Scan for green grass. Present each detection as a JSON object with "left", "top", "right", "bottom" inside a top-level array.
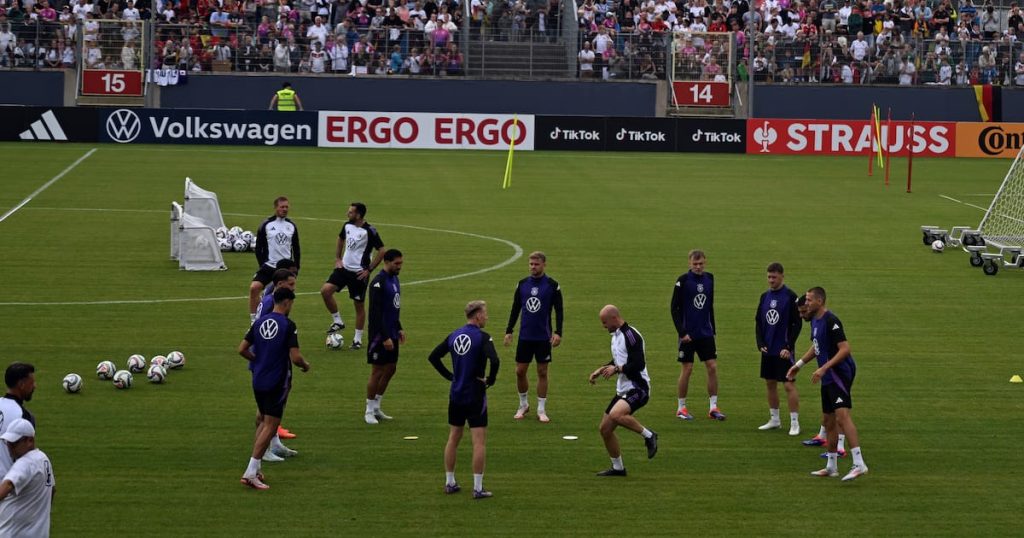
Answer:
[{"left": 1, "top": 143, "right": 1021, "bottom": 536}]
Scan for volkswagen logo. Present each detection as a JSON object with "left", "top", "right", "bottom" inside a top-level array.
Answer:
[
  {"left": 525, "top": 297, "right": 542, "bottom": 313},
  {"left": 766, "top": 309, "right": 780, "bottom": 325},
  {"left": 693, "top": 294, "right": 707, "bottom": 309},
  {"left": 106, "top": 109, "right": 141, "bottom": 143},
  {"left": 259, "top": 318, "right": 280, "bottom": 340},
  {"left": 393, "top": 293, "right": 401, "bottom": 309},
  {"left": 453, "top": 334, "right": 472, "bottom": 355}
]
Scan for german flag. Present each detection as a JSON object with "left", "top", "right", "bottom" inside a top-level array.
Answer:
[{"left": 973, "top": 84, "right": 1002, "bottom": 122}]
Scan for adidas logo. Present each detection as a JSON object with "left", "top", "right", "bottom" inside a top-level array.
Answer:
[
  {"left": 835, "top": 397, "right": 844, "bottom": 404},
  {"left": 19, "top": 110, "right": 68, "bottom": 141}
]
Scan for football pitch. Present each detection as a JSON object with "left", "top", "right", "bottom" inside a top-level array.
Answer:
[{"left": 1, "top": 143, "right": 1021, "bottom": 536}]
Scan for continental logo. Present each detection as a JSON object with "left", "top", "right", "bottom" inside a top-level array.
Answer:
[{"left": 956, "top": 122, "right": 1024, "bottom": 158}]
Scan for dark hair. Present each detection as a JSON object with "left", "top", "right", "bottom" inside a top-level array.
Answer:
[
  {"left": 275, "top": 258, "right": 298, "bottom": 270},
  {"left": 766, "top": 262, "right": 784, "bottom": 274},
  {"left": 282, "top": 82, "right": 292, "bottom": 88},
  {"left": 795, "top": 295, "right": 808, "bottom": 307},
  {"left": 5, "top": 362, "right": 34, "bottom": 389},
  {"left": 271, "top": 268, "right": 295, "bottom": 285},
  {"left": 274, "top": 196, "right": 289, "bottom": 207},
  {"left": 351, "top": 202, "right": 367, "bottom": 218},
  {"left": 807, "top": 286, "right": 827, "bottom": 302},
  {"left": 273, "top": 287, "right": 296, "bottom": 304},
  {"left": 383, "top": 248, "right": 403, "bottom": 261}
]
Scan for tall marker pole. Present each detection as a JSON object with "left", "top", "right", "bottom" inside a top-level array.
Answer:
[
  {"left": 868, "top": 105, "right": 875, "bottom": 177},
  {"left": 907, "top": 112, "right": 915, "bottom": 193},
  {"left": 884, "top": 107, "right": 892, "bottom": 186}
]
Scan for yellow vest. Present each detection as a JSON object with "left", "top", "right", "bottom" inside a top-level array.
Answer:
[{"left": 276, "top": 89, "right": 296, "bottom": 111}]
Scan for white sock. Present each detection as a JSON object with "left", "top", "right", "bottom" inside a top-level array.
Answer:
[
  {"left": 244, "top": 457, "right": 260, "bottom": 478},
  {"left": 790, "top": 412, "right": 799, "bottom": 423},
  {"left": 250, "top": 313, "right": 257, "bottom": 323},
  {"left": 473, "top": 473, "right": 483, "bottom": 491},
  {"left": 838, "top": 434, "right": 846, "bottom": 451},
  {"left": 518, "top": 391, "right": 528, "bottom": 408},
  {"left": 331, "top": 312, "right": 342, "bottom": 324},
  {"left": 678, "top": 398, "right": 686, "bottom": 409},
  {"left": 851, "top": 446, "right": 865, "bottom": 467},
  {"left": 640, "top": 428, "right": 653, "bottom": 439},
  {"left": 826, "top": 452, "right": 838, "bottom": 471},
  {"left": 365, "top": 399, "right": 375, "bottom": 414},
  {"left": 270, "top": 435, "right": 286, "bottom": 451},
  {"left": 537, "top": 397, "right": 547, "bottom": 413},
  {"left": 769, "top": 408, "right": 780, "bottom": 421},
  {"left": 355, "top": 329, "right": 363, "bottom": 342},
  {"left": 375, "top": 394, "right": 383, "bottom": 408},
  {"left": 818, "top": 425, "right": 827, "bottom": 438},
  {"left": 709, "top": 395, "right": 718, "bottom": 410},
  {"left": 611, "top": 456, "right": 624, "bottom": 471},
  {"left": 445, "top": 472, "right": 456, "bottom": 486}
]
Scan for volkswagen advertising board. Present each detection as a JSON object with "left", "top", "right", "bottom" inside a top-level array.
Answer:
[{"left": 99, "top": 109, "right": 317, "bottom": 146}]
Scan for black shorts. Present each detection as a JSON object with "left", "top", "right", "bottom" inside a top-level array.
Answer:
[
  {"left": 253, "top": 385, "right": 290, "bottom": 419},
  {"left": 367, "top": 338, "right": 399, "bottom": 365},
  {"left": 515, "top": 340, "right": 552, "bottom": 364},
  {"left": 760, "top": 353, "right": 794, "bottom": 382},
  {"left": 605, "top": 388, "right": 649, "bottom": 415},
  {"left": 448, "top": 397, "right": 488, "bottom": 428},
  {"left": 325, "top": 268, "right": 368, "bottom": 301},
  {"left": 678, "top": 337, "right": 717, "bottom": 363},
  {"left": 252, "top": 265, "right": 276, "bottom": 285},
  {"left": 820, "top": 374, "right": 854, "bottom": 414}
]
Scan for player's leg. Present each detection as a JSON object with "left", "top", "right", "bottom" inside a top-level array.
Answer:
[
  {"left": 373, "top": 362, "right": 398, "bottom": 420},
  {"left": 812, "top": 395, "right": 839, "bottom": 477},
  {"left": 444, "top": 424, "right": 464, "bottom": 492},
  {"left": 783, "top": 379, "right": 800, "bottom": 435},
  {"left": 597, "top": 411, "right": 626, "bottom": 476},
  {"left": 759, "top": 379, "right": 781, "bottom": 430},
  {"left": 352, "top": 300, "right": 366, "bottom": 348},
  {"left": 470, "top": 426, "right": 490, "bottom": 497},
  {"left": 704, "top": 357, "right": 725, "bottom": 420},
  {"left": 365, "top": 364, "right": 386, "bottom": 424},
  {"left": 248, "top": 281, "right": 264, "bottom": 320},
  {"left": 514, "top": 361, "right": 530, "bottom": 419},
  {"left": 536, "top": 361, "right": 550, "bottom": 422},
  {"left": 613, "top": 390, "right": 657, "bottom": 459},
  {"left": 321, "top": 279, "right": 345, "bottom": 332},
  {"left": 677, "top": 341, "right": 695, "bottom": 419},
  {"left": 243, "top": 413, "right": 280, "bottom": 489},
  {"left": 836, "top": 409, "right": 867, "bottom": 480}
]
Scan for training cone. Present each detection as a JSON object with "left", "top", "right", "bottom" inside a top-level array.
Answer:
[{"left": 1010, "top": 375, "right": 1023, "bottom": 384}]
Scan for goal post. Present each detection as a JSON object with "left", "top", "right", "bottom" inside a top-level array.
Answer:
[{"left": 978, "top": 144, "right": 1024, "bottom": 248}]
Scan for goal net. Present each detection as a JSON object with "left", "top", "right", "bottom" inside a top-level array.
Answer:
[
  {"left": 183, "top": 178, "right": 226, "bottom": 230},
  {"left": 170, "top": 201, "right": 182, "bottom": 261},
  {"left": 178, "top": 212, "right": 226, "bottom": 271},
  {"left": 979, "top": 145, "right": 1024, "bottom": 248}
]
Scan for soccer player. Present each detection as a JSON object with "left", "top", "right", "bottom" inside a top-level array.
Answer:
[
  {"left": 787, "top": 287, "right": 868, "bottom": 482},
  {"left": 320, "top": 202, "right": 386, "bottom": 350},
  {"left": 238, "top": 288, "right": 311, "bottom": 490},
  {"left": 590, "top": 305, "right": 658, "bottom": 477},
  {"left": 263, "top": 258, "right": 299, "bottom": 298},
  {"left": 671, "top": 249, "right": 725, "bottom": 420},
  {"left": 0, "top": 419, "right": 54, "bottom": 537},
  {"left": 427, "top": 300, "right": 500, "bottom": 499},
  {"left": 252, "top": 268, "right": 299, "bottom": 459},
  {"left": 364, "top": 249, "right": 405, "bottom": 425},
  {"left": 503, "top": 251, "right": 564, "bottom": 422},
  {"left": 265, "top": 259, "right": 299, "bottom": 441},
  {"left": 754, "top": 262, "right": 802, "bottom": 435},
  {"left": 795, "top": 295, "right": 847, "bottom": 456},
  {"left": 250, "top": 197, "right": 301, "bottom": 323},
  {"left": 0, "top": 363, "right": 37, "bottom": 477}
]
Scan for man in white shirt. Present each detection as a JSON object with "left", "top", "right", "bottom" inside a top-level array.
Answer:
[
  {"left": 306, "top": 16, "right": 328, "bottom": 48},
  {"left": 0, "top": 419, "right": 53, "bottom": 538},
  {"left": 898, "top": 56, "right": 915, "bottom": 85},
  {"left": 122, "top": 0, "right": 140, "bottom": 20},
  {"left": 0, "top": 363, "right": 36, "bottom": 478},
  {"left": 578, "top": 40, "right": 595, "bottom": 77},
  {"left": 72, "top": 0, "right": 93, "bottom": 21},
  {"left": 850, "top": 31, "right": 868, "bottom": 61}
]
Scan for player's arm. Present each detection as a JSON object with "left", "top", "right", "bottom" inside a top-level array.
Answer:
[
  {"left": 334, "top": 234, "right": 345, "bottom": 269},
  {"left": 427, "top": 339, "right": 454, "bottom": 380},
  {"left": 362, "top": 245, "right": 386, "bottom": 279},
  {"left": 367, "top": 279, "right": 385, "bottom": 341},
  {"left": 620, "top": 330, "right": 647, "bottom": 379},
  {"left": 504, "top": 283, "right": 522, "bottom": 345},
  {"left": 0, "top": 480, "right": 13, "bottom": 501},
  {"left": 254, "top": 221, "right": 269, "bottom": 266},
  {"left": 287, "top": 322, "right": 310, "bottom": 371},
  {"left": 708, "top": 275, "right": 716, "bottom": 334},
  {"left": 589, "top": 362, "right": 615, "bottom": 384},
  {"left": 290, "top": 225, "right": 300, "bottom": 272},
  {"left": 482, "top": 335, "right": 500, "bottom": 387},
  {"left": 785, "top": 292, "right": 802, "bottom": 354},
  {"left": 670, "top": 278, "right": 687, "bottom": 339},
  {"left": 754, "top": 293, "right": 767, "bottom": 352},
  {"left": 239, "top": 330, "right": 256, "bottom": 361},
  {"left": 551, "top": 282, "right": 564, "bottom": 346}
]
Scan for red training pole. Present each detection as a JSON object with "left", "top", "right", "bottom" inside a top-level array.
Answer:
[
  {"left": 867, "top": 106, "right": 875, "bottom": 177},
  {"left": 907, "top": 112, "right": 915, "bottom": 193},
  {"left": 885, "top": 108, "right": 892, "bottom": 186}
]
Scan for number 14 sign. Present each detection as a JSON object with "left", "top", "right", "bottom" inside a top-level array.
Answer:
[
  {"left": 672, "top": 81, "right": 730, "bottom": 108},
  {"left": 82, "top": 69, "right": 144, "bottom": 97}
]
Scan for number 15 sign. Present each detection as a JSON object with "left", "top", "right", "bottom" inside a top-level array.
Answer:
[
  {"left": 82, "top": 70, "right": 144, "bottom": 97},
  {"left": 671, "top": 81, "right": 730, "bottom": 108}
]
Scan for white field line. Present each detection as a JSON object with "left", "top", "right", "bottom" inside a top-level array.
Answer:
[
  {"left": 939, "top": 194, "right": 989, "bottom": 212},
  {"left": 0, "top": 148, "right": 97, "bottom": 223}
]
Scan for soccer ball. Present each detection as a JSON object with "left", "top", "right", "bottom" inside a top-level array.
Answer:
[
  {"left": 150, "top": 355, "right": 168, "bottom": 369},
  {"left": 127, "top": 354, "right": 147, "bottom": 373},
  {"left": 233, "top": 239, "right": 248, "bottom": 252},
  {"left": 215, "top": 226, "right": 228, "bottom": 240},
  {"left": 229, "top": 226, "right": 243, "bottom": 237},
  {"left": 147, "top": 364, "right": 167, "bottom": 384},
  {"left": 219, "top": 239, "right": 232, "bottom": 252},
  {"left": 931, "top": 240, "right": 945, "bottom": 253},
  {"left": 112, "top": 370, "right": 133, "bottom": 389},
  {"left": 62, "top": 373, "right": 83, "bottom": 393},
  {"left": 326, "top": 333, "right": 344, "bottom": 350},
  {"left": 96, "top": 360, "right": 117, "bottom": 380},
  {"left": 166, "top": 351, "right": 185, "bottom": 369},
  {"left": 240, "top": 231, "right": 254, "bottom": 243}
]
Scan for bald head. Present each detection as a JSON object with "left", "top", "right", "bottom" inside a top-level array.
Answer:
[{"left": 600, "top": 304, "right": 623, "bottom": 332}]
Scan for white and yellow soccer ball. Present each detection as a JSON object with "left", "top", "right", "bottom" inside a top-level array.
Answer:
[
  {"left": 326, "top": 333, "right": 344, "bottom": 350},
  {"left": 147, "top": 364, "right": 167, "bottom": 384},
  {"left": 112, "top": 370, "right": 133, "bottom": 389},
  {"left": 166, "top": 351, "right": 185, "bottom": 369},
  {"left": 931, "top": 240, "right": 945, "bottom": 253},
  {"left": 127, "top": 354, "right": 147, "bottom": 373},
  {"left": 62, "top": 373, "right": 83, "bottom": 393},
  {"left": 96, "top": 360, "right": 117, "bottom": 380},
  {"left": 229, "top": 226, "right": 243, "bottom": 237},
  {"left": 150, "top": 355, "right": 168, "bottom": 369}
]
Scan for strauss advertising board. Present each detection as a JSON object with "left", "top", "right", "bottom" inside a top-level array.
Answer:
[
  {"left": 318, "top": 112, "right": 534, "bottom": 150},
  {"left": 746, "top": 119, "right": 956, "bottom": 157}
]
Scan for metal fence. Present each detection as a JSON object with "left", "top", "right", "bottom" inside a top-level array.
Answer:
[{"left": 576, "top": 30, "right": 672, "bottom": 80}]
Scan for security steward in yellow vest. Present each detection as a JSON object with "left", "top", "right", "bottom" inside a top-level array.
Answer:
[{"left": 269, "top": 82, "right": 303, "bottom": 111}]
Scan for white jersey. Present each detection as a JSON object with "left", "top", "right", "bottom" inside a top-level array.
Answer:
[
  {"left": 255, "top": 217, "right": 300, "bottom": 270},
  {"left": 610, "top": 323, "right": 651, "bottom": 395},
  {"left": 340, "top": 221, "right": 383, "bottom": 272},
  {"left": 0, "top": 398, "right": 28, "bottom": 477},
  {"left": 0, "top": 449, "right": 53, "bottom": 538}
]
